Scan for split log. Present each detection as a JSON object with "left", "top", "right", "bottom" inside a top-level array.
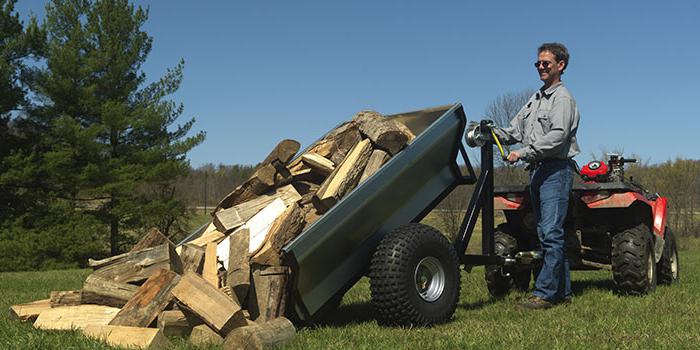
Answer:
[
  {"left": 293, "top": 181, "right": 320, "bottom": 206},
  {"left": 313, "top": 139, "right": 373, "bottom": 213},
  {"left": 81, "top": 274, "right": 139, "bottom": 308},
  {"left": 223, "top": 317, "right": 296, "bottom": 350},
  {"left": 359, "top": 148, "right": 391, "bottom": 183},
  {"left": 247, "top": 198, "right": 288, "bottom": 255},
  {"left": 90, "top": 243, "right": 183, "bottom": 285},
  {"left": 301, "top": 153, "right": 335, "bottom": 176},
  {"left": 203, "top": 242, "right": 220, "bottom": 287},
  {"left": 130, "top": 227, "right": 172, "bottom": 252},
  {"left": 214, "top": 184, "right": 302, "bottom": 234},
  {"left": 329, "top": 123, "right": 362, "bottom": 165},
  {"left": 157, "top": 310, "right": 192, "bottom": 337},
  {"left": 225, "top": 228, "right": 251, "bottom": 305},
  {"left": 251, "top": 204, "right": 305, "bottom": 266},
  {"left": 109, "top": 269, "right": 181, "bottom": 328},
  {"left": 49, "top": 290, "right": 82, "bottom": 307},
  {"left": 216, "top": 140, "right": 300, "bottom": 211},
  {"left": 83, "top": 325, "right": 171, "bottom": 350},
  {"left": 188, "top": 228, "right": 226, "bottom": 248},
  {"left": 190, "top": 324, "right": 224, "bottom": 346},
  {"left": 247, "top": 265, "right": 290, "bottom": 322},
  {"left": 8, "top": 299, "right": 51, "bottom": 322},
  {"left": 33, "top": 305, "right": 120, "bottom": 330},
  {"left": 260, "top": 139, "right": 301, "bottom": 165},
  {"left": 179, "top": 243, "right": 205, "bottom": 273},
  {"left": 353, "top": 110, "right": 415, "bottom": 155},
  {"left": 171, "top": 271, "right": 247, "bottom": 336}
]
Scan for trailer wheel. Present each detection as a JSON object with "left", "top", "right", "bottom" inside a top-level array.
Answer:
[
  {"left": 485, "top": 230, "right": 531, "bottom": 297},
  {"left": 369, "top": 223, "right": 460, "bottom": 327},
  {"left": 657, "top": 227, "right": 680, "bottom": 285},
  {"left": 612, "top": 224, "right": 657, "bottom": 295}
]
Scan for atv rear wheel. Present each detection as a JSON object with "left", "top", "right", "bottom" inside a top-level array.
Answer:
[
  {"left": 611, "top": 224, "right": 657, "bottom": 295},
  {"left": 657, "top": 227, "right": 680, "bottom": 285},
  {"left": 485, "top": 229, "right": 531, "bottom": 297},
  {"left": 369, "top": 223, "right": 460, "bottom": 327}
]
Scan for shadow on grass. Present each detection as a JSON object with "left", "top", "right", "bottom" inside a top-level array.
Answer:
[
  {"left": 457, "top": 297, "right": 498, "bottom": 310},
  {"left": 571, "top": 278, "right": 614, "bottom": 295},
  {"left": 314, "top": 302, "right": 377, "bottom": 328}
]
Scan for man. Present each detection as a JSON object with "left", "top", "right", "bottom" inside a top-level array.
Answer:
[{"left": 494, "top": 42, "right": 580, "bottom": 309}]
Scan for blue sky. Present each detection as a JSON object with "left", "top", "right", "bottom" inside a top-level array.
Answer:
[{"left": 15, "top": 1, "right": 700, "bottom": 167}]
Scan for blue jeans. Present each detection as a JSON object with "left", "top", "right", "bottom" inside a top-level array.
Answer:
[{"left": 530, "top": 159, "right": 573, "bottom": 301}]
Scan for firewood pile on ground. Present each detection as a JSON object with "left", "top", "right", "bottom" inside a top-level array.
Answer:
[{"left": 8, "top": 110, "right": 414, "bottom": 349}]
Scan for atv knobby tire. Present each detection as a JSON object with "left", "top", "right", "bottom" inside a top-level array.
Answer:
[
  {"left": 657, "top": 227, "right": 680, "bottom": 285},
  {"left": 485, "top": 228, "right": 531, "bottom": 297},
  {"left": 612, "top": 224, "right": 657, "bottom": 295},
  {"left": 369, "top": 223, "right": 460, "bottom": 327}
]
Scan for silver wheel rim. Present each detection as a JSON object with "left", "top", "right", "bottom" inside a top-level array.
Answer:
[
  {"left": 671, "top": 249, "right": 679, "bottom": 279},
  {"left": 414, "top": 256, "right": 445, "bottom": 302},
  {"left": 647, "top": 251, "right": 654, "bottom": 283}
]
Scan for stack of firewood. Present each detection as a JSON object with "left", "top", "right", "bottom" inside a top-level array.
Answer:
[{"left": 8, "top": 110, "right": 414, "bottom": 349}]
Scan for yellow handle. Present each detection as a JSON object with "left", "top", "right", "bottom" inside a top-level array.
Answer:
[{"left": 490, "top": 128, "right": 507, "bottom": 159}]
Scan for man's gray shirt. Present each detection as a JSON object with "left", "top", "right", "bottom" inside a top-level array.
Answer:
[{"left": 494, "top": 82, "right": 580, "bottom": 163}]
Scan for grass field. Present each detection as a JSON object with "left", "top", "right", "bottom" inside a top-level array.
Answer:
[
  {"left": 2, "top": 220, "right": 699, "bottom": 349},
  {"left": 2, "top": 253, "right": 699, "bottom": 349}
]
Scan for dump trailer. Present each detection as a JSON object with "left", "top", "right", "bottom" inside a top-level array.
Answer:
[{"left": 283, "top": 103, "right": 495, "bottom": 325}]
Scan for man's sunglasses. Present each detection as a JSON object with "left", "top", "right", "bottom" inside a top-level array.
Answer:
[{"left": 534, "top": 61, "right": 554, "bottom": 68}]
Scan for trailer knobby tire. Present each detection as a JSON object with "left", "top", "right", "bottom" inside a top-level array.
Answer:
[
  {"left": 369, "top": 223, "right": 460, "bottom": 327},
  {"left": 611, "top": 224, "right": 657, "bottom": 295},
  {"left": 657, "top": 227, "right": 679, "bottom": 285}
]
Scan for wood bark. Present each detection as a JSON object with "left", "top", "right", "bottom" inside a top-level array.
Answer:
[
  {"left": 353, "top": 110, "right": 415, "bottom": 155},
  {"left": 214, "top": 184, "right": 302, "bottom": 234},
  {"left": 223, "top": 317, "right": 296, "bottom": 350},
  {"left": 33, "top": 305, "right": 120, "bottom": 330},
  {"left": 81, "top": 274, "right": 139, "bottom": 308},
  {"left": 157, "top": 310, "right": 192, "bottom": 337},
  {"left": 225, "top": 228, "right": 251, "bottom": 305},
  {"left": 301, "top": 153, "right": 335, "bottom": 176},
  {"left": 171, "top": 271, "right": 247, "bottom": 336},
  {"left": 179, "top": 243, "right": 205, "bottom": 273},
  {"left": 89, "top": 243, "right": 183, "bottom": 285},
  {"left": 251, "top": 204, "right": 305, "bottom": 266},
  {"left": 247, "top": 265, "right": 290, "bottom": 322},
  {"left": 109, "top": 269, "right": 181, "bottom": 328},
  {"left": 49, "top": 290, "right": 82, "bottom": 307},
  {"left": 8, "top": 299, "right": 51, "bottom": 322},
  {"left": 130, "top": 227, "right": 173, "bottom": 252},
  {"left": 301, "top": 205, "right": 322, "bottom": 230},
  {"left": 313, "top": 139, "right": 373, "bottom": 213},
  {"left": 189, "top": 324, "right": 224, "bottom": 346},
  {"left": 359, "top": 148, "right": 391, "bottom": 183},
  {"left": 82, "top": 325, "right": 172, "bottom": 350}
]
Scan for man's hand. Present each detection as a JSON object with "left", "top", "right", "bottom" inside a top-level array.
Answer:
[{"left": 507, "top": 151, "right": 520, "bottom": 163}]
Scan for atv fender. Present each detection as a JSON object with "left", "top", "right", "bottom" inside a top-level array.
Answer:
[{"left": 652, "top": 197, "right": 668, "bottom": 238}]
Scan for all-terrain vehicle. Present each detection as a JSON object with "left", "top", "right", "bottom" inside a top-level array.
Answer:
[{"left": 489, "top": 153, "right": 680, "bottom": 296}]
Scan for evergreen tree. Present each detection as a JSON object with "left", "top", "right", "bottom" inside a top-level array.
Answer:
[
  {"left": 0, "top": 0, "right": 42, "bottom": 219},
  {"left": 31, "top": 0, "right": 204, "bottom": 254}
]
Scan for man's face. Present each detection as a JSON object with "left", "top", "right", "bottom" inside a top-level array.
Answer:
[{"left": 535, "top": 50, "right": 564, "bottom": 84}]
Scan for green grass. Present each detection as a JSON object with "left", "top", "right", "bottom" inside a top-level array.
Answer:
[{"left": 2, "top": 250, "right": 698, "bottom": 349}]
